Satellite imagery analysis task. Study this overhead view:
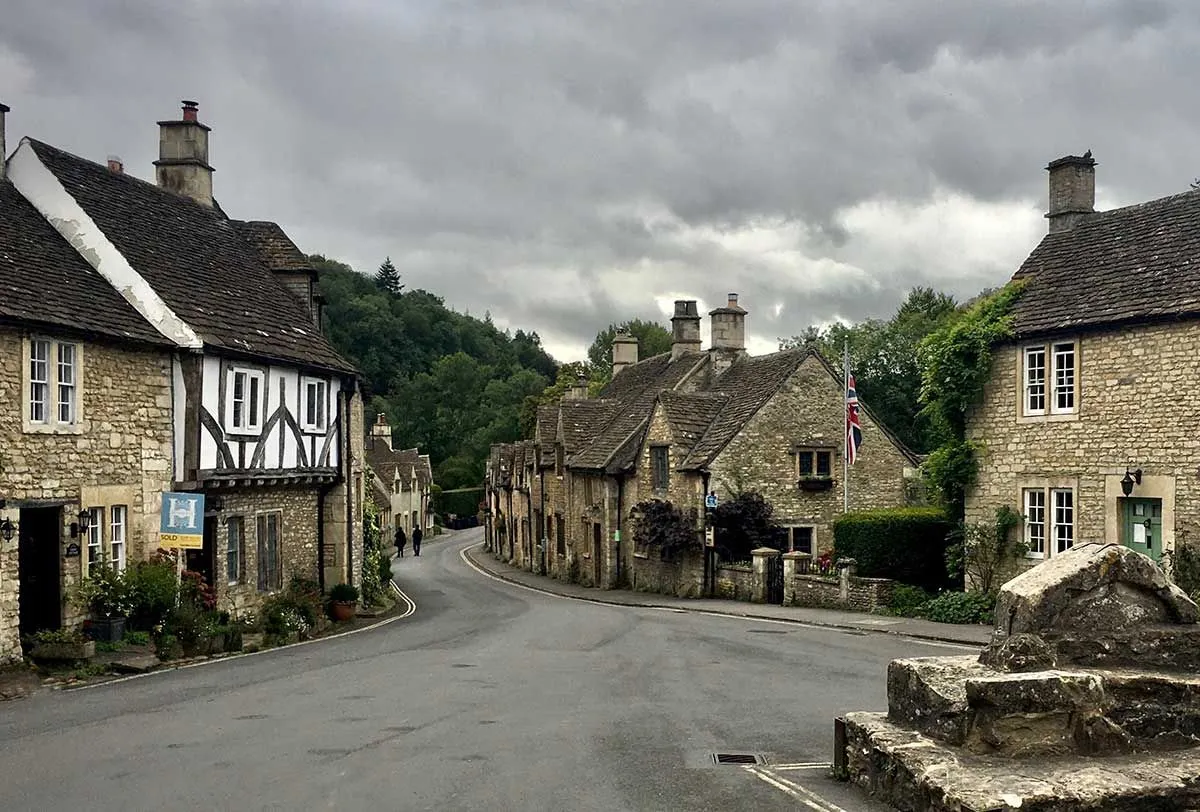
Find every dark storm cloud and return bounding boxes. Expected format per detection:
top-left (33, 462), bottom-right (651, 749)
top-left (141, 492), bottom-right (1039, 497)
top-left (4, 0), bottom-right (1200, 359)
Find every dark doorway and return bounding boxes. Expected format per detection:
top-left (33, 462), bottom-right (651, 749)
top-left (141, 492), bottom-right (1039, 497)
top-left (18, 506), bottom-right (62, 638)
top-left (592, 522), bottom-right (603, 586)
top-left (185, 516), bottom-right (217, 585)
top-left (766, 554), bottom-right (784, 605)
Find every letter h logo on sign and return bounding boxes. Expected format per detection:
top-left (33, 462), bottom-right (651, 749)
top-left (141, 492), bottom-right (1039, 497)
top-left (160, 491), bottom-right (205, 549)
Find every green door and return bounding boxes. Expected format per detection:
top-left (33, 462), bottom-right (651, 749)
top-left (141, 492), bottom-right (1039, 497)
top-left (1122, 498), bottom-right (1163, 561)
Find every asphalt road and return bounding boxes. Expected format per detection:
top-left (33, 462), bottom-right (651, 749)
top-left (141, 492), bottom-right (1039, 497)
top-left (0, 528), bottom-right (969, 811)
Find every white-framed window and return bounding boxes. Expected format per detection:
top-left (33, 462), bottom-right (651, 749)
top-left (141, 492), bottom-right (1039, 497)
top-left (86, 507), bottom-right (105, 577)
top-left (256, 512), bottom-right (281, 592)
top-left (226, 516), bottom-right (245, 584)
top-left (1022, 341), bottom-right (1077, 416)
top-left (228, 367), bottom-right (265, 434)
top-left (301, 377), bottom-right (327, 432)
top-left (1023, 489), bottom-right (1046, 558)
top-left (109, 505), bottom-right (126, 572)
top-left (27, 338), bottom-right (81, 427)
top-left (1052, 489), bottom-right (1074, 554)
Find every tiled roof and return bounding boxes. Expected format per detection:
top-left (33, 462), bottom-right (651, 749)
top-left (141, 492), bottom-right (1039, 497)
top-left (230, 220), bottom-right (315, 272)
top-left (1011, 189), bottom-right (1200, 337)
top-left (27, 139), bottom-right (354, 373)
top-left (559, 400), bottom-right (618, 455)
top-left (0, 180), bottom-right (171, 346)
top-left (658, 391), bottom-right (728, 453)
top-left (679, 349), bottom-right (808, 469)
top-left (535, 404), bottom-right (559, 468)
top-left (368, 472), bottom-right (391, 513)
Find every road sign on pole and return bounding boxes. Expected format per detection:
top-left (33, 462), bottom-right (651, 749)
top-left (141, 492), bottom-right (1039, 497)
top-left (705, 492), bottom-right (718, 510)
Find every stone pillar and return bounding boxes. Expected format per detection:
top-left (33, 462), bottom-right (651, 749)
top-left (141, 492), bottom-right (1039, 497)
top-left (782, 551), bottom-right (808, 606)
top-left (838, 557), bottom-right (857, 604)
top-left (751, 547), bottom-right (781, 604)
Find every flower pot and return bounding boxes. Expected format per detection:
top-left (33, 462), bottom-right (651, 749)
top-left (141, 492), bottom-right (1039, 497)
top-left (31, 640), bottom-right (95, 662)
top-left (86, 615), bottom-right (126, 643)
top-left (330, 600), bottom-right (356, 622)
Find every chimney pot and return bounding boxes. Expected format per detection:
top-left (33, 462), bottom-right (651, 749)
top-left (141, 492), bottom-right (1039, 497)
top-left (107, 155), bottom-right (124, 174)
top-left (1045, 152), bottom-right (1096, 233)
top-left (181, 100), bottom-right (199, 122)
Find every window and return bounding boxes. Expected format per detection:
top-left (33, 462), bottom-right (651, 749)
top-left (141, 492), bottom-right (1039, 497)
top-left (787, 526), bottom-right (814, 555)
top-left (301, 377), bottom-right (327, 432)
top-left (228, 367), bottom-right (264, 433)
top-left (256, 512), bottom-right (281, 592)
top-left (650, 446), bottom-right (670, 491)
top-left (797, 449), bottom-right (833, 478)
top-left (85, 507), bottom-right (105, 576)
top-left (109, 505), bottom-right (126, 572)
top-left (555, 444), bottom-right (565, 476)
top-left (1022, 341), bottom-right (1076, 416)
top-left (27, 338), bottom-right (81, 427)
top-left (1052, 489), bottom-right (1074, 554)
top-left (555, 514), bottom-right (565, 556)
top-left (1024, 489), bottom-right (1046, 558)
top-left (227, 516), bottom-right (245, 584)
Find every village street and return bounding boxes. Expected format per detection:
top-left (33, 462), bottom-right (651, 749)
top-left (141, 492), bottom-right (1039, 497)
top-left (0, 529), bottom-right (968, 811)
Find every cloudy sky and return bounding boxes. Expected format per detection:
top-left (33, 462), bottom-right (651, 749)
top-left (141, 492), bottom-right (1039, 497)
top-left (3, 1), bottom-right (1198, 361)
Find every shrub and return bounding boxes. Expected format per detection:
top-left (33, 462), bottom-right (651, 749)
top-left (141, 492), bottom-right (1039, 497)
top-left (32, 628), bottom-right (87, 646)
top-left (833, 507), bottom-right (955, 592)
top-left (329, 583), bottom-right (359, 603)
top-left (1166, 543), bottom-right (1200, 602)
top-left (631, 500), bottom-right (700, 562)
top-left (75, 564), bottom-right (133, 618)
top-left (945, 506), bottom-right (1025, 593)
top-left (920, 591), bottom-right (995, 625)
top-left (125, 551), bottom-right (180, 631)
top-left (711, 490), bottom-right (781, 562)
top-left (124, 630), bottom-right (151, 647)
top-left (887, 584), bottom-right (934, 617)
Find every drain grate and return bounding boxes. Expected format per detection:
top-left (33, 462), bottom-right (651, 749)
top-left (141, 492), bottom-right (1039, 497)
top-left (713, 753), bottom-right (761, 765)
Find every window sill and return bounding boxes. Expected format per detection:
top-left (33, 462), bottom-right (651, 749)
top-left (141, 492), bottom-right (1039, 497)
top-left (633, 552), bottom-right (650, 560)
top-left (23, 421), bottom-right (86, 435)
top-left (225, 428), bottom-right (263, 437)
top-left (300, 425), bottom-right (328, 435)
top-left (1017, 411), bottom-right (1079, 424)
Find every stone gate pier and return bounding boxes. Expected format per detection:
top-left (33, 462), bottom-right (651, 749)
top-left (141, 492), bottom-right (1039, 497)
top-left (837, 542), bottom-right (1200, 810)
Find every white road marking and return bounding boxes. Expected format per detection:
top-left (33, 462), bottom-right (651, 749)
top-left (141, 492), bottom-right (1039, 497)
top-left (65, 581), bottom-right (418, 692)
top-left (746, 766), bottom-right (848, 811)
top-left (772, 762), bottom-right (832, 770)
top-left (460, 542), bottom-right (980, 650)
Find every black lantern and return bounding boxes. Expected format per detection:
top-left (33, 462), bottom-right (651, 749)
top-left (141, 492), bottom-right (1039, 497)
top-left (0, 517), bottom-right (15, 542)
top-left (1120, 468), bottom-right (1143, 498)
top-left (70, 508), bottom-right (92, 539)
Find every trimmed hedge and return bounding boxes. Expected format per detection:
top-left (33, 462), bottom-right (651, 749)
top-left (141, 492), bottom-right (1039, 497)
top-left (833, 507), bottom-right (955, 592)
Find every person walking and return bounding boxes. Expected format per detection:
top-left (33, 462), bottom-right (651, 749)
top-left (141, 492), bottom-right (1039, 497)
top-left (394, 526), bottom-right (407, 558)
top-left (412, 525), bottom-right (423, 557)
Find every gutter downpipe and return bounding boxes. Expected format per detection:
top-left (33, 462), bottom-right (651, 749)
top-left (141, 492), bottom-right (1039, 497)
top-left (615, 472), bottom-right (624, 588)
top-left (343, 386), bottom-right (354, 587)
top-left (539, 466), bottom-right (547, 575)
top-left (701, 470), bottom-right (712, 597)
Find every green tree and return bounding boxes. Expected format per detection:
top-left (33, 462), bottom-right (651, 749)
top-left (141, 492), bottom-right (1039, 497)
top-left (587, 319), bottom-right (673, 383)
top-left (375, 256), bottom-right (403, 295)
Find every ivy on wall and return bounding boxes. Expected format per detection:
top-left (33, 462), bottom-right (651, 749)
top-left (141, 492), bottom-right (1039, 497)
top-left (631, 500), bottom-right (700, 561)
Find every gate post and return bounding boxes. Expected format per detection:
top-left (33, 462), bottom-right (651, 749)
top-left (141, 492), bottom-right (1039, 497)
top-left (751, 547), bottom-right (780, 604)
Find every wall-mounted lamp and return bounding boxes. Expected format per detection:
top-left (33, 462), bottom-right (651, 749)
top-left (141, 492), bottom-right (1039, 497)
top-left (0, 517), bottom-right (16, 543)
top-left (1120, 468), bottom-right (1143, 498)
top-left (70, 508), bottom-right (92, 539)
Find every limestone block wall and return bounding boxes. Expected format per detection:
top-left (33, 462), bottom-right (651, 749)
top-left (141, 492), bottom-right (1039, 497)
top-left (966, 322), bottom-right (1200, 571)
top-left (0, 328), bottom-right (173, 658)
top-left (628, 549), bottom-right (704, 597)
top-left (709, 355), bottom-right (911, 557)
top-left (714, 564), bottom-right (756, 601)
top-left (785, 573), bottom-right (893, 612)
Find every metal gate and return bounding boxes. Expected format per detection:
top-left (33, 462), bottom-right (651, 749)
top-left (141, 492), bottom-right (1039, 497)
top-left (766, 554), bottom-right (784, 604)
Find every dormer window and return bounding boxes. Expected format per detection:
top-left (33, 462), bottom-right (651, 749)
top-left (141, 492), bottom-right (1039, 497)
top-left (227, 366), bottom-right (265, 434)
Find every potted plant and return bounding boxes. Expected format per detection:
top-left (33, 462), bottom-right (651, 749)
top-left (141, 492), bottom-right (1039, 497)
top-left (29, 628), bottom-right (95, 662)
top-left (75, 565), bottom-right (131, 642)
top-left (798, 475), bottom-right (835, 492)
top-left (328, 583), bottom-right (359, 622)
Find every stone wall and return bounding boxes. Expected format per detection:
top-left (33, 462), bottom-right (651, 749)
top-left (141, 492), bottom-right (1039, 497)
top-left (0, 328), bottom-right (174, 661)
top-left (709, 354), bottom-right (912, 556)
top-left (628, 550), bottom-right (705, 597)
top-left (786, 573), bottom-right (893, 612)
top-left (714, 564), bottom-right (756, 601)
top-left (966, 322), bottom-right (1200, 577)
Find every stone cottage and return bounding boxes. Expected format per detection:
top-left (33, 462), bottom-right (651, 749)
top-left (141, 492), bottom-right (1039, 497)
top-left (966, 153), bottom-right (1200, 574)
top-left (2, 100), bottom-right (365, 634)
top-left (365, 413), bottom-right (434, 544)
top-left (488, 295), bottom-right (917, 596)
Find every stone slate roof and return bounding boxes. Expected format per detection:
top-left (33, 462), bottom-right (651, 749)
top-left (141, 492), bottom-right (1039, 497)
top-left (367, 471), bottom-right (391, 514)
top-left (230, 220), bottom-right (315, 273)
top-left (535, 404), bottom-right (559, 468)
top-left (366, 437), bottom-right (434, 491)
top-left (658, 391), bottom-right (728, 451)
top-left (0, 180), bottom-right (172, 346)
top-left (1011, 189), bottom-right (1200, 338)
top-left (27, 139), bottom-right (354, 374)
top-left (571, 351), bottom-right (709, 472)
top-left (559, 399), bottom-right (618, 455)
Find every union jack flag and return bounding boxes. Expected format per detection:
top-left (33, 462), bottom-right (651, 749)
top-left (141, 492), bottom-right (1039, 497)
top-left (846, 374), bottom-right (863, 465)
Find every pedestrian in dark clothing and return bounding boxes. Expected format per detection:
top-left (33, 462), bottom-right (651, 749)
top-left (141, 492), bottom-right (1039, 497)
top-left (412, 526), bottom-right (423, 556)
top-left (394, 527), bottom-right (407, 558)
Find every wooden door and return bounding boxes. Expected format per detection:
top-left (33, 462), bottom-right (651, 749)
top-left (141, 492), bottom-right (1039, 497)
top-left (1123, 498), bottom-right (1163, 561)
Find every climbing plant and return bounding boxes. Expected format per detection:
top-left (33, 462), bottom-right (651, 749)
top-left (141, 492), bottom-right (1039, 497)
top-left (631, 500), bottom-right (700, 562)
top-left (917, 282), bottom-right (1025, 520)
top-left (945, 505), bottom-right (1025, 593)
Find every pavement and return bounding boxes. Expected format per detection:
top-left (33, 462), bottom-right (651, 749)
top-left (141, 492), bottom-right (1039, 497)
top-left (0, 528), bottom-right (974, 811)
top-left (464, 543), bottom-right (994, 647)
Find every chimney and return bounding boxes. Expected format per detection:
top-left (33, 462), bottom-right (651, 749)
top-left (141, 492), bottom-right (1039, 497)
top-left (1045, 152), bottom-right (1095, 233)
top-left (611, 331), bottom-right (639, 378)
top-left (566, 373), bottom-right (590, 401)
top-left (154, 100), bottom-right (214, 206)
top-left (372, 412), bottom-right (392, 451)
top-left (107, 155), bottom-right (124, 174)
top-left (709, 293), bottom-right (748, 375)
top-left (670, 300), bottom-right (701, 360)
top-left (0, 102), bottom-right (9, 180)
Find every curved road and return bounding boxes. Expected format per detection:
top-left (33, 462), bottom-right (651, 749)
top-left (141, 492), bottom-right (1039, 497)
top-left (0, 528), bottom-right (965, 810)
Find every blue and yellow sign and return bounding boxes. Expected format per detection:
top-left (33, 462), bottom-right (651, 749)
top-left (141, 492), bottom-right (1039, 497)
top-left (160, 491), bottom-right (205, 549)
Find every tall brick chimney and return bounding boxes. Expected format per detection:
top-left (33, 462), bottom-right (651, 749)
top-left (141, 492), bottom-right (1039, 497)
top-left (566, 373), bottom-right (590, 401)
top-left (372, 412), bottom-right (392, 451)
top-left (670, 300), bottom-right (701, 359)
top-left (1046, 152), bottom-right (1095, 233)
top-left (611, 332), bottom-right (639, 377)
top-left (0, 102), bottom-right (9, 180)
top-left (154, 100), bottom-right (214, 206)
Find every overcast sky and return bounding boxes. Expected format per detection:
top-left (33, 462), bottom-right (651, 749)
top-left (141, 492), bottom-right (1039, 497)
top-left (4, 1), bottom-right (1198, 362)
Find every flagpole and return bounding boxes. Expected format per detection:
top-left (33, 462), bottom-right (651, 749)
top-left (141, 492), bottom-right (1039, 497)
top-left (843, 339), bottom-right (850, 514)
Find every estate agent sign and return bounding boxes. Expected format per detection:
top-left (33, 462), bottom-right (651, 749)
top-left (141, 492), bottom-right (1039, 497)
top-left (160, 491), bottom-right (205, 549)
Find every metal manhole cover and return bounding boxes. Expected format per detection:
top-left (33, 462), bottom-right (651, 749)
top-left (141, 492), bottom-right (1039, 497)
top-left (713, 753), bottom-right (762, 765)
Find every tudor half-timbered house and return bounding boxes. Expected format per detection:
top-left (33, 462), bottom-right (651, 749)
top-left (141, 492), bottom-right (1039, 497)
top-left (4, 101), bottom-right (365, 620)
